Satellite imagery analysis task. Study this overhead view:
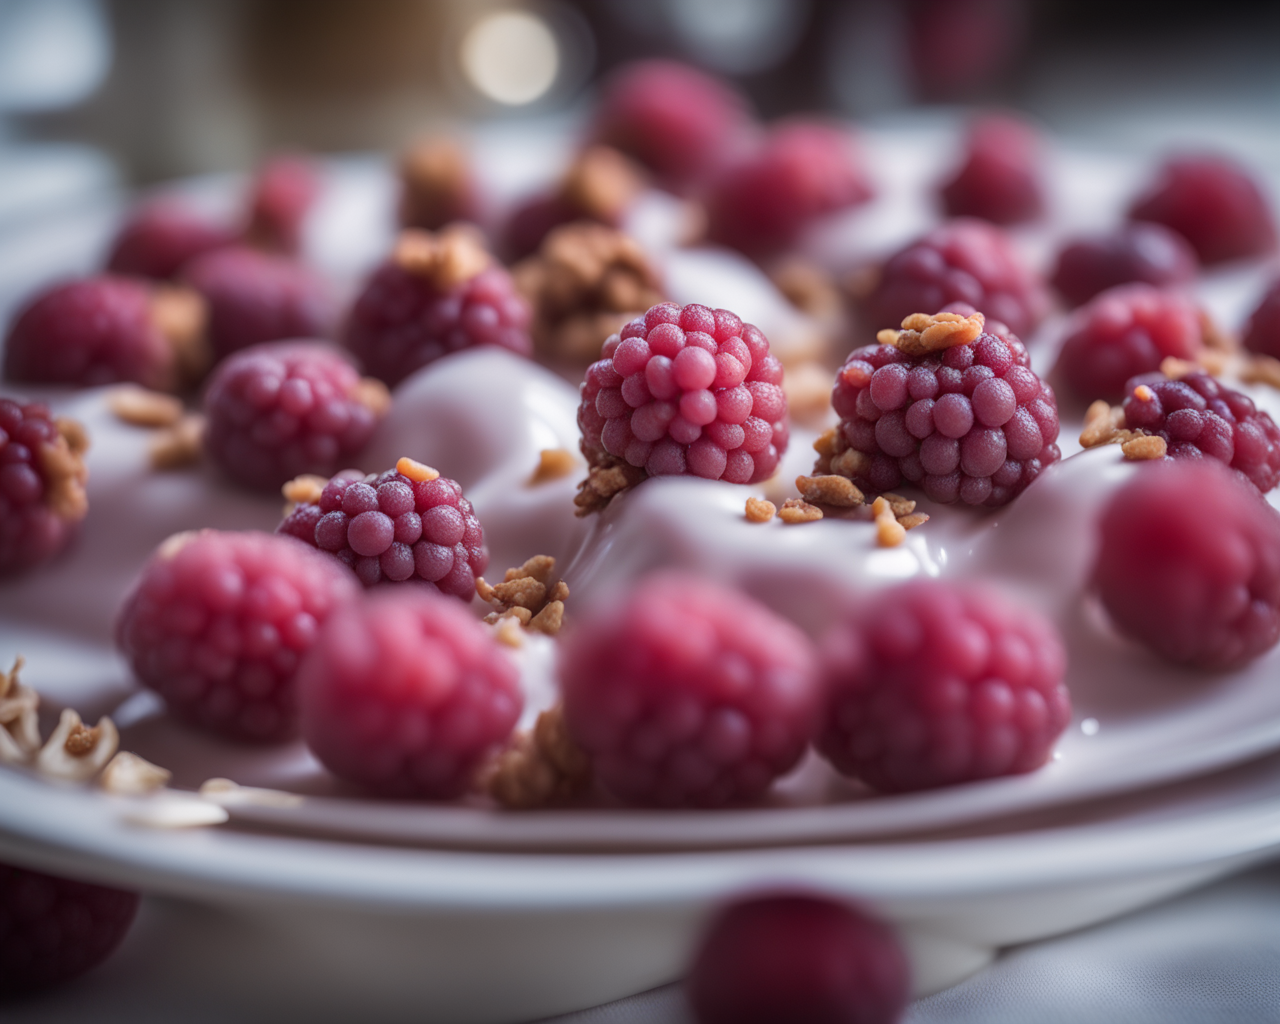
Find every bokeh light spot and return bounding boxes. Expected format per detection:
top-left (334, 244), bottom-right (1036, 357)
top-left (461, 10), bottom-right (559, 106)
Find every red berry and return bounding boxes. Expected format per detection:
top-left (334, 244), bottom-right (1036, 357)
top-left (688, 893), bottom-right (910, 1024)
top-left (106, 200), bottom-right (235, 280)
top-left (1051, 223), bottom-right (1197, 308)
top-left (116, 530), bottom-right (359, 742)
top-left (1120, 371), bottom-right (1280, 493)
top-left (1243, 277), bottom-right (1280, 360)
top-left (298, 588), bottom-right (522, 799)
top-left (866, 219), bottom-right (1046, 337)
top-left (278, 462), bottom-right (488, 597)
top-left (578, 302), bottom-right (790, 485)
top-left (0, 861), bottom-right (139, 996)
top-left (818, 578), bottom-right (1071, 793)
top-left (1094, 459), bottom-right (1280, 670)
top-left (1129, 154), bottom-right (1278, 264)
top-left (203, 342), bottom-right (388, 491)
top-left (707, 120), bottom-right (873, 257)
top-left (245, 154), bottom-right (320, 254)
top-left (1055, 284), bottom-right (1204, 403)
top-left (560, 572), bottom-right (819, 808)
top-left (939, 114), bottom-right (1044, 225)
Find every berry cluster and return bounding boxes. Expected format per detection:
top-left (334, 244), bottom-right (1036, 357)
top-left (578, 302), bottom-right (789, 485)
top-left (1051, 223), bottom-right (1197, 308)
top-left (939, 114), bottom-right (1044, 225)
top-left (106, 200), bottom-right (235, 281)
top-left (1243, 277), bottom-right (1280, 360)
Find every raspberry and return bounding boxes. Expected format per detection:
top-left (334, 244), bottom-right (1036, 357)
top-left (1094, 459), bottom-right (1280, 670)
top-left (1121, 370), bottom-right (1280, 493)
top-left (106, 199), bottom-right (235, 280)
top-left (1051, 223), bottom-right (1197, 308)
top-left (116, 530), bottom-right (359, 742)
top-left (278, 460), bottom-right (488, 597)
top-left (866, 219), bottom-right (1046, 337)
top-left (687, 893), bottom-right (909, 1024)
top-left (818, 578), bottom-right (1071, 793)
top-left (3, 276), bottom-right (183, 391)
top-left (0, 861), bottom-right (139, 996)
top-left (832, 313), bottom-right (1060, 506)
top-left (939, 114), bottom-right (1044, 225)
top-left (0, 399), bottom-right (88, 577)
top-left (706, 120), bottom-right (874, 257)
top-left (245, 154), bottom-right (320, 254)
top-left (1243, 277), bottom-right (1280, 360)
top-left (559, 572), bottom-right (819, 808)
top-left (203, 342), bottom-right (389, 492)
top-left (1129, 154), bottom-right (1278, 264)
top-left (590, 60), bottom-right (749, 191)
top-left (183, 245), bottom-right (334, 363)
top-left (1055, 284), bottom-right (1204, 403)
top-left (578, 302), bottom-right (790, 485)
top-left (297, 588), bottom-right (522, 799)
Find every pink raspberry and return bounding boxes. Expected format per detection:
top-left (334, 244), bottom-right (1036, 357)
top-left (939, 114), bottom-right (1044, 225)
top-left (1051, 223), bottom-right (1197, 308)
top-left (818, 578), bottom-right (1071, 793)
top-left (0, 861), bottom-right (139, 996)
top-left (687, 893), bottom-right (909, 1024)
top-left (866, 219), bottom-right (1047, 337)
top-left (183, 245), bottom-right (334, 363)
top-left (297, 588), bottom-right (522, 799)
top-left (106, 199), bottom-right (235, 280)
top-left (706, 120), bottom-right (874, 257)
top-left (1243, 277), bottom-right (1280, 360)
top-left (578, 302), bottom-right (789, 485)
top-left (1055, 284), bottom-right (1205, 403)
top-left (203, 342), bottom-right (389, 492)
top-left (1121, 370), bottom-right (1280, 493)
top-left (559, 572), bottom-right (820, 808)
top-left (0, 399), bottom-right (88, 577)
top-left (590, 60), bottom-right (750, 191)
top-left (278, 460), bottom-right (488, 596)
top-left (833, 315), bottom-right (1060, 506)
top-left (1094, 459), bottom-right (1280, 670)
top-left (116, 530), bottom-right (359, 742)
top-left (245, 154), bottom-right (320, 254)
top-left (1129, 154), bottom-right (1278, 264)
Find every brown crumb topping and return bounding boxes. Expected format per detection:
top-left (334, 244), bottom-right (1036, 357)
top-left (807, 426), bottom-right (929, 534)
top-left (484, 704), bottom-right (591, 809)
top-left (573, 457), bottom-right (646, 516)
top-left (108, 386), bottom-right (184, 427)
top-left (38, 420), bottom-right (90, 521)
top-left (393, 225), bottom-right (491, 291)
top-left (280, 474), bottom-right (328, 515)
top-left (898, 511), bottom-right (930, 530)
top-left (778, 497), bottom-right (823, 523)
top-left (351, 376), bottom-right (392, 417)
top-left (150, 285), bottom-right (211, 387)
top-left (1120, 434), bottom-right (1168, 460)
top-left (796, 474), bottom-right (864, 507)
top-left (64, 722), bottom-right (101, 757)
top-left (396, 456), bottom-right (440, 483)
top-left (398, 137), bottom-right (473, 230)
top-left (477, 555), bottom-right (569, 636)
top-left (150, 414), bottom-right (204, 470)
top-left (1079, 399), bottom-right (1166, 460)
top-left (877, 311), bottom-right (985, 357)
top-left (528, 448), bottom-right (577, 486)
top-left (770, 259), bottom-right (846, 324)
top-left (559, 146), bottom-right (646, 224)
top-left (745, 496), bottom-right (776, 522)
top-left (872, 496), bottom-right (907, 547)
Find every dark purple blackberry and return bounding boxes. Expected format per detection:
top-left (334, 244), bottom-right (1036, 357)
top-left (1051, 223), bottom-right (1197, 308)
top-left (1243, 277), bottom-right (1280, 360)
top-left (1121, 370), bottom-right (1280, 493)
top-left (939, 114), bottom-right (1044, 225)
top-left (0, 399), bottom-right (88, 577)
top-left (832, 311), bottom-right (1060, 506)
top-left (106, 199), bottom-right (236, 280)
top-left (278, 457), bottom-right (488, 598)
top-left (203, 341), bottom-right (390, 492)
top-left (344, 228), bottom-right (532, 387)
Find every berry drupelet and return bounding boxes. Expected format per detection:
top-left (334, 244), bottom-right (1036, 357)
top-left (298, 588), bottom-right (522, 799)
top-left (939, 114), bottom-right (1044, 225)
top-left (106, 199), bottom-right (235, 280)
top-left (278, 457), bottom-right (488, 596)
top-left (559, 572), bottom-right (820, 808)
top-left (1243, 277), bottom-right (1280, 361)
top-left (818, 578), bottom-right (1071, 793)
top-left (578, 302), bottom-right (789, 486)
top-left (116, 529), bottom-right (360, 743)
top-left (1094, 459), bottom-right (1280, 670)
top-left (343, 227), bottom-right (532, 388)
top-left (203, 341), bottom-right (390, 492)
top-left (831, 311), bottom-right (1060, 506)
top-left (1051, 223), bottom-right (1197, 308)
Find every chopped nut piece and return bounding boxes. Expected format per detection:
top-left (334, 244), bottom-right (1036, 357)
top-left (281, 474), bottom-right (327, 512)
top-left (898, 512), bottom-right (930, 531)
top-left (37, 423), bottom-right (90, 521)
top-left (1121, 435), bottom-right (1168, 460)
top-left (771, 259), bottom-right (845, 322)
top-left (529, 448), bottom-right (577, 485)
top-left (478, 554), bottom-right (569, 635)
top-left (56, 417), bottom-right (89, 456)
top-left (1242, 354), bottom-right (1280, 390)
top-left (150, 414), bottom-right (204, 470)
top-left (108, 386), bottom-right (184, 427)
top-left (830, 449), bottom-right (871, 481)
top-left (1160, 355), bottom-right (1196, 380)
top-left (872, 496), bottom-right (907, 547)
top-left (35, 709), bottom-right (118, 782)
top-left (778, 498), bottom-right (823, 523)
top-left (878, 311), bottom-right (985, 357)
top-left (574, 457), bottom-right (646, 515)
top-left (491, 616), bottom-right (526, 648)
top-left (560, 145), bottom-right (646, 223)
top-left (796, 474), bottom-right (864, 507)
top-left (352, 376), bottom-right (392, 416)
top-left (529, 600), bottom-right (565, 635)
top-left (150, 285), bottom-right (211, 386)
top-left (1080, 400), bottom-right (1126, 448)
top-left (745, 496), bottom-right (776, 522)
top-left (485, 704), bottom-right (591, 809)
top-left (813, 426), bottom-right (841, 461)
top-left (492, 576), bottom-right (547, 611)
top-left (100, 751), bottom-right (171, 795)
top-left (881, 492), bottom-right (916, 517)
top-left (398, 137), bottom-right (473, 230)
top-left (396, 456), bottom-right (440, 482)
top-left (393, 225), bottom-right (491, 290)
top-left (783, 362), bottom-right (835, 428)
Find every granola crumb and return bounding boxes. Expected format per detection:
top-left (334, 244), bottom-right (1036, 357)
top-left (872, 496), bottom-right (907, 547)
top-left (574, 457), bottom-right (646, 515)
top-left (35, 708), bottom-right (119, 782)
top-left (560, 145), bottom-right (647, 223)
top-left (1159, 355), bottom-right (1196, 380)
top-left (108, 386), bottom-right (184, 427)
top-left (393, 225), bottom-right (491, 291)
top-left (491, 615), bottom-right (526, 648)
top-left (38, 423), bottom-right (90, 521)
top-left (478, 554), bottom-right (570, 635)
top-left (881, 492), bottom-right (916, 517)
top-left (529, 447), bottom-right (577, 485)
top-left (1121, 434), bottom-right (1168, 460)
top-left (745, 496), bottom-right (776, 522)
top-left (150, 284), bottom-right (211, 386)
top-left (529, 600), bottom-right (565, 635)
top-left (484, 704), bottom-right (591, 809)
top-left (150, 414), bottom-right (204, 470)
top-left (1241, 354), bottom-right (1280, 390)
top-left (398, 137), bottom-right (473, 228)
top-left (898, 511), bottom-right (930, 531)
top-left (396, 456), bottom-right (440, 482)
top-left (352, 376), bottom-right (392, 416)
top-left (56, 417), bottom-right (89, 456)
top-left (778, 498), bottom-right (823, 523)
top-left (281, 474), bottom-right (327, 512)
top-left (796, 474), bottom-right (864, 507)
top-left (830, 448), bottom-right (870, 480)
top-left (877, 311), bottom-right (985, 357)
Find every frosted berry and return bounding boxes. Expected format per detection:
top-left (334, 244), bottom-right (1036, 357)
top-left (578, 302), bottom-right (789, 485)
top-left (183, 245), bottom-right (333, 363)
top-left (0, 399), bottom-right (87, 576)
top-left (278, 459), bottom-right (488, 597)
top-left (1120, 370), bottom-right (1280, 494)
top-left (939, 114), bottom-right (1044, 225)
top-left (688, 893), bottom-right (909, 1024)
top-left (559, 572), bottom-right (819, 808)
top-left (866, 219), bottom-right (1046, 337)
top-left (0, 861), bottom-right (139, 996)
top-left (1129, 154), bottom-right (1277, 264)
top-left (298, 588), bottom-right (521, 799)
top-left (1055, 285), bottom-right (1204, 403)
top-left (833, 314), bottom-right (1060, 506)
top-left (1051, 223), bottom-right (1197, 308)
top-left (818, 578), bottom-right (1071, 792)
top-left (117, 530), bottom-right (359, 742)
top-left (707, 120), bottom-right (873, 257)
top-left (245, 154), bottom-right (320, 254)
top-left (203, 341), bottom-right (389, 491)
top-left (590, 60), bottom-right (749, 191)
top-left (106, 199), bottom-right (235, 280)
top-left (1243, 278), bottom-right (1280, 360)
top-left (1094, 459), bottom-right (1280, 670)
